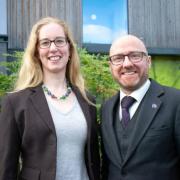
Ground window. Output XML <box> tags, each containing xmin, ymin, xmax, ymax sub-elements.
<box><xmin>83</xmin><ymin>0</ymin><xmax>127</xmax><ymax>52</ymax></box>
<box><xmin>0</xmin><ymin>0</ymin><xmax>7</xmax><ymax>35</ymax></box>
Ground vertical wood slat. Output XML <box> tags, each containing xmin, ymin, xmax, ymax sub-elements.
<box><xmin>7</xmin><ymin>0</ymin><xmax>82</xmax><ymax>49</ymax></box>
<box><xmin>128</xmin><ymin>0</ymin><xmax>180</xmax><ymax>49</ymax></box>
<box><xmin>64</xmin><ymin>0</ymin><xmax>82</xmax><ymax>45</ymax></box>
<box><xmin>8</xmin><ymin>0</ymin><xmax>179</xmax><ymax>50</ymax></box>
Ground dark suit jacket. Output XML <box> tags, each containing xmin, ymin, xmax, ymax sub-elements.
<box><xmin>0</xmin><ymin>85</ymin><xmax>100</xmax><ymax>180</ymax></box>
<box><xmin>101</xmin><ymin>79</ymin><xmax>180</xmax><ymax>180</ymax></box>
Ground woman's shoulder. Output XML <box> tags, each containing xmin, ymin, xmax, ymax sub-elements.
<box><xmin>1</xmin><ymin>86</ymin><xmax>40</xmax><ymax>105</ymax></box>
<box><xmin>72</xmin><ymin>85</ymin><xmax>96</xmax><ymax>103</ymax></box>
<box><xmin>5</xmin><ymin>88</ymin><xmax>33</xmax><ymax>99</ymax></box>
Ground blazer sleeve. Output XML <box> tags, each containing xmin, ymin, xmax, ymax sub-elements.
<box><xmin>88</xmin><ymin>95</ymin><xmax>101</xmax><ymax>180</ymax></box>
<box><xmin>100</xmin><ymin>103</ymin><xmax>109</xmax><ymax>180</ymax></box>
<box><xmin>174</xmin><ymin>103</ymin><xmax>180</xmax><ymax>155</ymax></box>
<box><xmin>0</xmin><ymin>95</ymin><xmax>21</xmax><ymax>180</ymax></box>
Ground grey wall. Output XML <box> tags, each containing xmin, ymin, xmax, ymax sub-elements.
<box><xmin>7</xmin><ymin>0</ymin><xmax>82</xmax><ymax>49</ymax></box>
<box><xmin>5</xmin><ymin>0</ymin><xmax>180</xmax><ymax>54</ymax></box>
<box><xmin>128</xmin><ymin>0</ymin><xmax>180</xmax><ymax>52</ymax></box>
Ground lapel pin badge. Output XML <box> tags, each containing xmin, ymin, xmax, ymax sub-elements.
<box><xmin>152</xmin><ymin>103</ymin><xmax>157</xmax><ymax>109</ymax></box>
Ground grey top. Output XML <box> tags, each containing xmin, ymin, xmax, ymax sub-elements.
<box><xmin>46</xmin><ymin>96</ymin><xmax>89</xmax><ymax>180</ymax></box>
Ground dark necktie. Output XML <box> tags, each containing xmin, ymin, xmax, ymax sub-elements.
<box><xmin>121</xmin><ymin>96</ymin><xmax>136</xmax><ymax>127</ymax></box>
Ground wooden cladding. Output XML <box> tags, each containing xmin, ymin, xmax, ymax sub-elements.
<box><xmin>128</xmin><ymin>0</ymin><xmax>180</xmax><ymax>49</ymax></box>
<box><xmin>7</xmin><ymin>0</ymin><xmax>82</xmax><ymax>49</ymax></box>
<box><xmin>7</xmin><ymin>0</ymin><xmax>180</xmax><ymax>51</ymax></box>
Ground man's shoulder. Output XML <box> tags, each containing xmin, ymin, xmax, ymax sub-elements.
<box><xmin>102</xmin><ymin>92</ymin><xmax>119</xmax><ymax>107</ymax></box>
<box><xmin>152</xmin><ymin>79</ymin><xmax>180</xmax><ymax>92</ymax></box>
<box><xmin>162</xmin><ymin>85</ymin><xmax>180</xmax><ymax>98</ymax></box>
<box><xmin>150</xmin><ymin>79</ymin><xmax>180</xmax><ymax>100</ymax></box>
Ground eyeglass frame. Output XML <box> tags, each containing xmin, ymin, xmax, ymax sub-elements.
<box><xmin>109</xmin><ymin>51</ymin><xmax>148</xmax><ymax>66</ymax></box>
<box><xmin>38</xmin><ymin>36</ymin><xmax>68</xmax><ymax>49</ymax></box>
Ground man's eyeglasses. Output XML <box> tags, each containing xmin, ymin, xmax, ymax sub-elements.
<box><xmin>38</xmin><ymin>37</ymin><xmax>67</xmax><ymax>49</ymax></box>
<box><xmin>109</xmin><ymin>51</ymin><xmax>147</xmax><ymax>66</ymax></box>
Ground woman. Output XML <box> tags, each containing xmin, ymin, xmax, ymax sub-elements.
<box><xmin>0</xmin><ymin>17</ymin><xmax>100</xmax><ymax>180</ymax></box>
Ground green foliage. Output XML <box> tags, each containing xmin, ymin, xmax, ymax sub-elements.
<box><xmin>0</xmin><ymin>50</ymin><xmax>180</xmax><ymax>104</ymax></box>
<box><xmin>0</xmin><ymin>51</ymin><xmax>22</xmax><ymax>96</ymax></box>
<box><xmin>79</xmin><ymin>49</ymin><xmax>118</xmax><ymax>103</ymax></box>
<box><xmin>149</xmin><ymin>56</ymin><xmax>180</xmax><ymax>89</ymax></box>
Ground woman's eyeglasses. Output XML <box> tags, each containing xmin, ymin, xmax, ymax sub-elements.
<box><xmin>38</xmin><ymin>37</ymin><xmax>67</xmax><ymax>49</ymax></box>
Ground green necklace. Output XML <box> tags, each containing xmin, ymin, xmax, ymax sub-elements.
<box><xmin>42</xmin><ymin>83</ymin><xmax>72</xmax><ymax>100</ymax></box>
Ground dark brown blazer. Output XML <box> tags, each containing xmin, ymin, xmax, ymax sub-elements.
<box><xmin>0</xmin><ymin>85</ymin><xmax>100</xmax><ymax>180</ymax></box>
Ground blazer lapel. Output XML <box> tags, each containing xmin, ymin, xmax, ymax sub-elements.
<box><xmin>71</xmin><ymin>86</ymin><xmax>92</xmax><ymax>141</ymax></box>
<box><xmin>29</xmin><ymin>85</ymin><xmax>56</xmax><ymax>133</ymax></box>
<box><xmin>123</xmin><ymin>80</ymin><xmax>164</xmax><ymax>166</ymax></box>
<box><xmin>102</xmin><ymin>92</ymin><xmax>123</xmax><ymax>168</ymax></box>
<box><xmin>29</xmin><ymin>85</ymin><xmax>93</xmax><ymax>136</ymax></box>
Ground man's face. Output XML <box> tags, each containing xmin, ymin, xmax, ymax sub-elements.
<box><xmin>109</xmin><ymin>35</ymin><xmax>151</xmax><ymax>94</ymax></box>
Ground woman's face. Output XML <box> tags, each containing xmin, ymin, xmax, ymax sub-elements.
<box><xmin>38</xmin><ymin>22</ymin><xmax>70</xmax><ymax>75</ymax></box>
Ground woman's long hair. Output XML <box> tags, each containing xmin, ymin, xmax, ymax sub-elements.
<box><xmin>15</xmin><ymin>17</ymin><xmax>92</xmax><ymax>104</ymax></box>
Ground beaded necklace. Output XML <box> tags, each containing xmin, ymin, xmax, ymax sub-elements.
<box><xmin>42</xmin><ymin>83</ymin><xmax>72</xmax><ymax>100</ymax></box>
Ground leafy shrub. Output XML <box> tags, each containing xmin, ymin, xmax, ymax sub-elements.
<box><xmin>0</xmin><ymin>50</ymin><xmax>180</xmax><ymax>105</ymax></box>
<box><xmin>0</xmin><ymin>51</ymin><xmax>22</xmax><ymax>96</ymax></box>
<box><xmin>150</xmin><ymin>56</ymin><xmax>180</xmax><ymax>88</ymax></box>
<box><xmin>80</xmin><ymin>49</ymin><xmax>118</xmax><ymax>103</ymax></box>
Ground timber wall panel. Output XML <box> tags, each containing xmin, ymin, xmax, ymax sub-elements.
<box><xmin>7</xmin><ymin>0</ymin><xmax>82</xmax><ymax>49</ymax></box>
<box><xmin>128</xmin><ymin>0</ymin><xmax>180</xmax><ymax>49</ymax></box>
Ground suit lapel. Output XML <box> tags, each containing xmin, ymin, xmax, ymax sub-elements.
<box><xmin>29</xmin><ymin>85</ymin><xmax>56</xmax><ymax>133</ymax></box>
<box><xmin>123</xmin><ymin>80</ymin><xmax>164</xmax><ymax>166</ymax></box>
<box><xmin>103</xmin><ymin>92</ymin><xmax>123</xmax><ymax>168</ymax></box>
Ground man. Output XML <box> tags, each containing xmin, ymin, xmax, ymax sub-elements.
<box><xmin>101</xmin><ymin>34</ymin><xmax>180</xmax><ymax>180</ymax></box>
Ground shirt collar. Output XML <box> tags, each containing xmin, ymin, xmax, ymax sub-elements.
<box><xmin>120</xmin><ymin>79</ymin><xmax>151</xmax><ymax>103</ymax></box>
